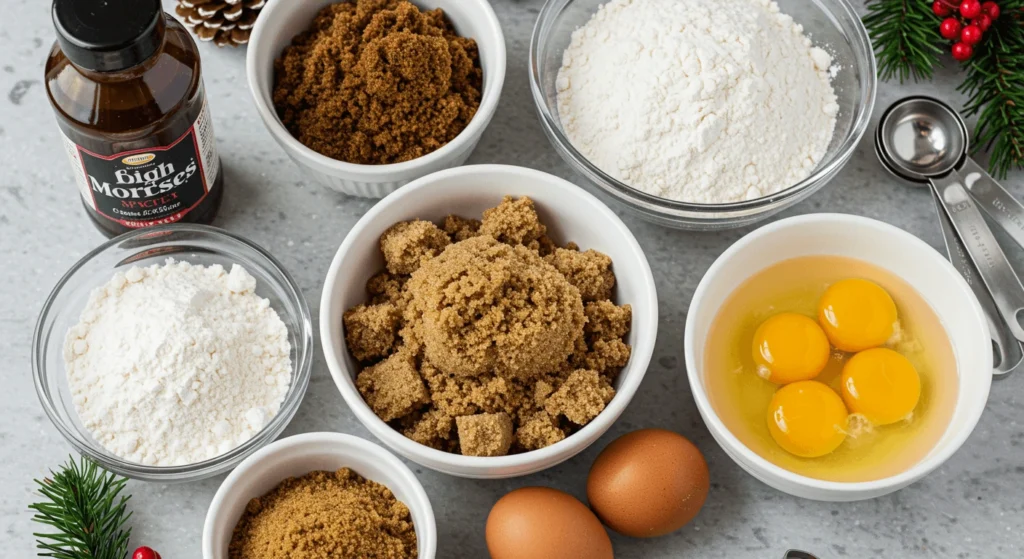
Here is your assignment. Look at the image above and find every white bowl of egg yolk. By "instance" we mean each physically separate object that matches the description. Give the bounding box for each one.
[684,213,993,501]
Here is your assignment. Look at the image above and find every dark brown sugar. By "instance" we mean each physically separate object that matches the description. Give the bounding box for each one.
[272,0,483,164]
[229,468,417,559]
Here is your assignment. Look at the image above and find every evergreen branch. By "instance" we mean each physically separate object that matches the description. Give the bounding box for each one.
[958,0,1024,178]
[864,0,943,82]
[29,456,133,559]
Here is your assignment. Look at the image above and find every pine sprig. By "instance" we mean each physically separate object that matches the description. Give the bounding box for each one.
[958,0,1024,178]
[29,456,133,559]
[864,0,943,82]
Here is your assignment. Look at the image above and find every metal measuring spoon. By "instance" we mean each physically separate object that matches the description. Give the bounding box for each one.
[931,192,1023,375]
[875,126,1021,375]
[876,96,1024,375]
[880,95,1024,250]
[962,152,1024,249]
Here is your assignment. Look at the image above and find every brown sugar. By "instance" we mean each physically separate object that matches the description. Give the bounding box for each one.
[533,380,556,408]
[406,235,585,379]
[480,195,547,247]
[535,235,558,257]
[344,303,401,362]
[343,196,633,456]
[421,360,528,418]
[442,214,482,242]
[228,468,416,559]
[272,0,482,165]
[585,338,633,377]
[368,272,407,306]
[515,413,566,451]
[545,370,615,425]
[401,409,455,450]
[356,352,430,421]
[585,301,632,341]
[380,220,450,275]
[546,247,616,302]
[456,412,514,457]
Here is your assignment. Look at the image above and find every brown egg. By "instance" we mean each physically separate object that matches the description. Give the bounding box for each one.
[485,486,614,559]
[587,429,710,538]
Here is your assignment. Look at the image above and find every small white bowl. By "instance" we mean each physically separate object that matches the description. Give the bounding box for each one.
[320,164,658,478]
[684,214,993,501]
[246,0,506,198]
[202,432,437,558]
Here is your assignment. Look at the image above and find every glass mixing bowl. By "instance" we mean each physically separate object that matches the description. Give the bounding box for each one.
[32,225,314,483]
[529,0,877,230]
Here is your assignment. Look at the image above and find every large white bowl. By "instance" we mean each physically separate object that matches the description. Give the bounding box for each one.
[202,432,437,558]
[320,164,658,478]
[684,214,993,501]
[246,0,506,198]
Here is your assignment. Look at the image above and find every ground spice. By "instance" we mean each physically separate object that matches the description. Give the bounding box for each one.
[228,468,417,559]
[272,0,483,164]
[343,196,633,457]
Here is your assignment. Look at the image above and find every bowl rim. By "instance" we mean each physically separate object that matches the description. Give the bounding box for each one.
[245,0,507,177]
[527,0,878,216]
[32,224,315,481]
[683,213,993,494]
[319,164,659,472]
[201,431,438,558]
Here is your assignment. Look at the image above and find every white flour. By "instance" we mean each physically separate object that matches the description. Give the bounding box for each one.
[64,259,292,466]
[556,0,839,203]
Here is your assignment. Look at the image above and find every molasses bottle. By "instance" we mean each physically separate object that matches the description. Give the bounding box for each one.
[45,0,224,237]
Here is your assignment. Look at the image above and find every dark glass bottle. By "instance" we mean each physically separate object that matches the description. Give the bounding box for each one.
[45,0,224,237]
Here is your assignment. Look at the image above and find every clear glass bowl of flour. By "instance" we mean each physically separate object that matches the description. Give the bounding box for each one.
[529,0,877,230]
[33,225,314,482]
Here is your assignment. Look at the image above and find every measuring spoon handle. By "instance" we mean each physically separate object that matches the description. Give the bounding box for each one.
[931,172,1024,343]
[932,189,1023,375]
[961,158,1024,250]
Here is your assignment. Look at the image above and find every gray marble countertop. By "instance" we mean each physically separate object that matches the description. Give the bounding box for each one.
[2,0,1022,557]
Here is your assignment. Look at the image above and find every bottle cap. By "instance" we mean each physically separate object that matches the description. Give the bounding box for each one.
[52,0,164,72]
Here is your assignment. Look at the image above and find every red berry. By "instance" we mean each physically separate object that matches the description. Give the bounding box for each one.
[940,17,963,39]
[960,0,983,19]
[981,1,1000,19]
[133,547,161,559]
[952,41,974,61]
[961,24,984,44]
[933,0,954,16]
[977,13,993,31]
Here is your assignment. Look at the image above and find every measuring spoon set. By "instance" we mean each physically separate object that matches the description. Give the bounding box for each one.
[876,96,1024,376]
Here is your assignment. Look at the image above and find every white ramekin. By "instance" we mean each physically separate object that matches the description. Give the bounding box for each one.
[320,164,658,478]
[684,214,993,501]
[246,0,506,198]
[202,432,437,558]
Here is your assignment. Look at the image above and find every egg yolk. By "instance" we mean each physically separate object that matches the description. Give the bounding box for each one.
[818,278,897,352]
[751,313,830,384]
[767,381,848,458]
[841,347,921,425]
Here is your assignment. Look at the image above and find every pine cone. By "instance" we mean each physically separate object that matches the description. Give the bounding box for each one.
[175,0,265,47]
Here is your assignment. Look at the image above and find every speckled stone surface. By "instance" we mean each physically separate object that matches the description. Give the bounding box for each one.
[2,0,1022,556]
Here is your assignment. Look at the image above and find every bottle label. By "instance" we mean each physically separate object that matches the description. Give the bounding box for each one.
[60,97,220,229]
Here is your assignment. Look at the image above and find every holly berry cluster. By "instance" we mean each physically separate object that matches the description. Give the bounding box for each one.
[933,0,1002,61]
